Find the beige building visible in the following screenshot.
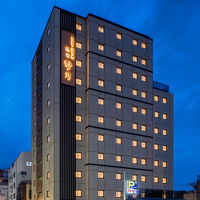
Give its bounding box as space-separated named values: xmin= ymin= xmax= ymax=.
xmin=31 ymin=6 xmax=173 ymax=200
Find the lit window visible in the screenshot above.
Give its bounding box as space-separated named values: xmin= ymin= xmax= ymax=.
xmin=133 ymin=39 xmax=138 ymax=46
xmin=132 ymin=140 xmax=138 ymax=147
xmin=163 ymin=129 xmax=168 ymax=136
xmin=141 ymin=58 xmax=147 ymax=65
xmin=98 ymin=80 xmax=104 ymax=87
xmin=163 ymin=161 xmax=167 ymax=168
xmin=133 ymin=55 xmax=138 ymax=62
xmin=141 ymin=108 xmax=147 ymax=115
xmin=98 ymin=25 xmax=104 ymax=33
xmin=141 ymin=75 xmax=147 ymax=82
xmin=116 ymin=155 xmax=122 ymax=162
xmin=76 ymin=171 xmax=82 ymax=178
xmin=133 ymin=72 xmax=138 ymax=79
xmin=76 ymin=115 xmax=82 ymax=122
xmin=98 ymin=98 xmax=104 ymax=105
xmin=76 ymin=97 xmax=82 ymax=104
xmin=132 ymin=175 xmax=137 ymax=181
xmin=154 ymin=111 xmax=159 ymax=118
xmin=132 ymin=89 xmax=138 ymax=96
xmin=141 ymin=158 xmax=146 ymax=165
xmin=132 ymin=106 xmax=138 ymax=113
xmin=76 ymin=41 xmax=82 ymax=49
xmin=47 ymin=135 xmax=51 ymax=143
xmin=116 ymin=84 xmax=122 ymax=92
xmin=76 ymin=23 xmax=82 ymax=31
xmin=163 ymin=193 xmax=167 ymax=199
xmin=141 ymin=142 xmax=147 ymax=148
xmin=98 ymin=116 xmax=104 ymax=124
xmin=98 ymin=153 xmax=104 ymax=160
xmin=76 ymin=153 xmax=82 ymax=159
xmin=47 ymin=153 xmax=50 ymax=161
xmin=116 ymin=49 xmax=122 ymax=57
xmin=163 ymin=145 xmax=167 ymax=152
xmin=141 ymin=42 xmax=147 ymax=49
xmin=132 ymin=157 xmax=138 ymax=164
xmin=116 ymin=32 xmax=122 ymax=40
xmin=76 ymin=60 xmax=82 ymax=67
xmin=116 ymin=102 xmax=122 ymax=109
xmin=116 ymin=173 xmax=122 ymax=180
xmin=132 ymin=123 xmax=138 ymax=130
xmin=98 ymin=134 xmax=104 ymax=142
xmin=154 ymin=144 xmax=159 ymax=150
xmin=47 ymin=190 xmax=50 ymax=198
xmin=47 ymin=81 xmax=50 ymax=88
xmin=116 ymin=67 xmax=122 ymax=74
xmin=98 ymin=172 xmax=104 ymax=179
xmin=154 ymin=95 xmax=159 ymax=102
xmin=98 ymin=43 xmax=104 ymax=51
xmin=47 ymin=99 xmax=50 ymax=107
xmin=76 ymin=133 xmax=82 ymax=141
xmin=163 ymin=178 xmax=167 ymax=184
xmin=141 ymin=176 xmax=146 ymax=182
xmin=75 ymin=190 xmax=82 ymax=197
xmin=47 ymin=45 xmax=50 ymax=53
xmin=141 ymin=192 xmax=145 ymax=198
xmin=154 ymin=160 xmax=159 ymax=167
xmin=98 ymin=61 xmax=104 ymax=69
xmin=116 ymin=191 xmax=122 ymax=198
xmin=47 ymin=63 xmax=50 ymax=70
xmin=141 ymin=125 xmax=147 ymax=132
xmin=47 ymin=117 xmax=50 ymax=124
xmin=98 ymin=190 xmax=104 ymax=197
xmin=163 ymin=97 xmax=167 ymax=104
xmin=116 ymin=120 xmax=122 ymax=127
xmin=154 ymin=177 xmax=159 ymax=183
xmin=47 ymin=172 xmax=50 ymax=179
xmin=116 ymin=137 xmax=122 ymax=144
xmin=163 ymin=113 xmax=168 ymax=120
xmin=154 ymin=128 xmax=159 ymax=134
xmin=141 ymin=91 xmax=147 ymax=98
xmin=76 ymin=78 xmax=82 ymax=85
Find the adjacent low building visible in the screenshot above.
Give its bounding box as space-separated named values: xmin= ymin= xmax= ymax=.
xmin=0 ymin=182 xmax=8 ymax=200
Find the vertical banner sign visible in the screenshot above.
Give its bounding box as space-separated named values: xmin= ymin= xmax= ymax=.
xmin=126 ymin=181 xmax=138 ymax=195
xmin=61 ymin=31 xmax=75 ymax=86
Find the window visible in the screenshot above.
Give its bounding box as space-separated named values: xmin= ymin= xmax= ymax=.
xmin=47 ymin=117 xmax=50 ymax=124
xmin=76 ymin=171 xmax=82 ymax=178
xmin=47 ymin=190 xmax=50 ymax=198
xmin=116 ymin=120 xmax=122 ymax=127
xmin=98 ymin=43 xmax=104 ymax=51
xmin=98 ymin=98 xmax=104 ymax=105
xmin=76 ymin=41 xmax=82 ymax=49
xmin=98 ymin=25 xmax=104 ymax=33
xmin=76 ymin=153 xmax=82 ymax=159
xmin=154 ymin=95 xmax=159 ymax=102
xmin=76 ymin=78 xmax=82 ymax=85
xmin=47 ymin=99 xmax=50 ymax=107
xmin=116 ymin=84 xmax=122 ymax=92
xmin=98 ymin=190 xmax=104 ymax=197
xmin=132 ymin=89 xmax=138 ymax=96
xmin=47 ymin=63 xmax=50 ymax=70
xmin=163 ymin=193 xmax=167 ymax=199
xmin=141 ymin=125 xmax=147 ymax=132
xmin=47 ymin=135 xmax=51 ymax=143
xmin=47 ymin=45 xmax=50 ymax=53
xmin=133 ymin=55 xmax=138 ymax=62
xmin=132 ymin=157 xmax=138 ymax=164
xmin=47 ymin=172 xmax=50 ymax=179
xmin=141 ymin=158 xmax=146 ymax=165
xmin=116 ymin=155 xmax=122 ymax=162
xmin=141 ymin=175 xmax=146 ymax=182
xmin=154 ymin=177 xmax=159 ymax=183
xmin=116 ymin=137 xmax=122 ymax=144
xmin=76 ymin=133 xmax=82 ymax=141
xmin=76 ymin=23 xmax=82 ymax=31
xmin=98 ymin=172 xmax=104 ymax=179
xmin=132 ymin=175 xmax=137 ymax=181
xmin=163 ymin=129 xmax=168 ymax=136
xmin=154 ymin=111 xmax=159 ymax=118
xmin=47 ymin=81 xmax=50 ymax=88
xmin=132 ymin=106 xmax=138 ymax=113
xmin=98 ymin=80 xmax=104 ymax=87
xmin=133 ymin=72 xmax=138 ymax=79
xmin=163 ymin=97 xmax=167 ymax=104
xmin=163 ymin=161 xmax=167 ymax=168
xmin=141 ymin=192 xmax=145 ymax=198
xmin=116 ymin=49 xmax=122 ymax=57
xmin=76 ymin=60 xmax=82 ymax=67
xmin=141 ymin=141 xmax=147 ymax=148
xmin=76 ymin=115 xmax=82 ymax=122
xmin=141 ymin=42 xmax=147 ymax=49
xmin=141 ymin=58 xmax=147 ymax=65
xmin=98 ymin=116 xmax=104 ymax=124
xmin=154 ymin=160 xmax=159 ymax=167
xmin=163 ymin=113 xmax=168 ymax=120
xmin=141 ymin=108 xmax=147 ymax=115
xmin=47 ymin=27 xmax=50 ymax=36
xmin=132 ymin=140 xmax=138 ymax=147
xmin=141 ymin=91 xmax=147 ymax=98
xmin=133 ymin=39 xmax=138 ymax=46
xmin=75 ymin=190 xmax=82 ymax=197
xmin=98 ymin=153 xmax=104 ymax=160
xmin=76 ymin=97 xmax=82 ymax=104
xmin=116 ymin=102 xmax=122 ymax=109
xmin=116 ymin=67 xmax=122 ymax=74
xmin=98 ymin=134 xmax=104 ymax=142
xmin=154 ymin=128 xmax=159 ymax=134
xmin=116 ymin=192 xmax=122 ymax=198
xmin=154 ymin=144 xmax=159 ymax=150
xmin=116 ymin=32 xmax=122 ymax=40
xmin=116 ymin=173 xmax=122 ymax=180
xmin=47 ymin=153 xmax=50 ymax=161
xmin=132 ymin=123 xmax=138 ymax=130
xmin=163 ymin=145 xmax=167 ymax=152
xmin=141 ymin=75 xmax=147 ymax=82
xmin=163 ymin=178 xmax=167 ymax=184
xmin=98 ymin=61 xmax=104 ymax=69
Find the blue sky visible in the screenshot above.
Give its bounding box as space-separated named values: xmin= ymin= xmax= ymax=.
xmin=0 ymin=0 xmax=200 ymax=191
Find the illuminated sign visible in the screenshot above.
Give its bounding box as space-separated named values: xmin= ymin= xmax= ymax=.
xmin=126 ymin=181 xmax=138 ymax=194
xmin=61 ymin=31 xmax=75 ymax=85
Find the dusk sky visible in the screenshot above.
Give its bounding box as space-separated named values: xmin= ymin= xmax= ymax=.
xmin=0 ymin=0 xmax=200 ymax=191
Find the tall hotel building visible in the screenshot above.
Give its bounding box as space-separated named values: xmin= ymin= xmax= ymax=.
xmin=32 ymin=7 xmax=173 ymax=200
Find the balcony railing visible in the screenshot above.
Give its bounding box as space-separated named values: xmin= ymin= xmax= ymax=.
xmin=153 ymin=81 xmax=169 ymax=92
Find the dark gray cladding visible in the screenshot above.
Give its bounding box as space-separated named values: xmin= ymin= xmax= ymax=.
xmin=60 ymin=10 xmax=76 ymax=33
